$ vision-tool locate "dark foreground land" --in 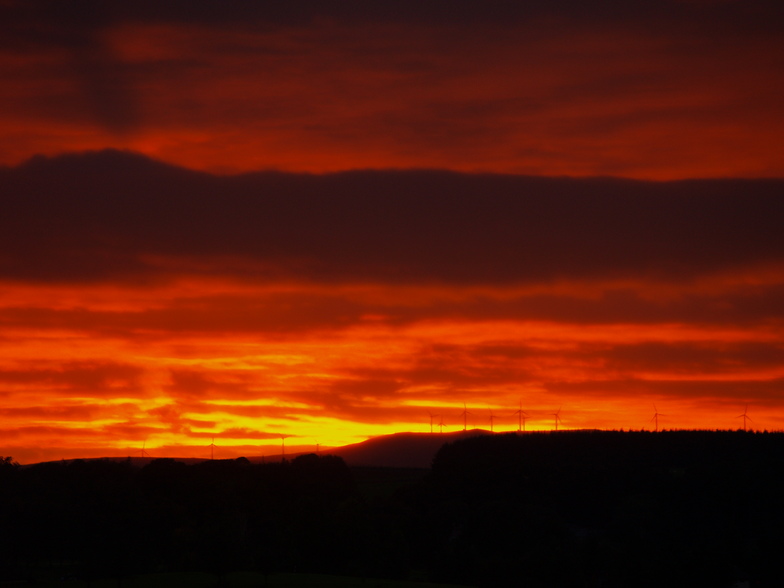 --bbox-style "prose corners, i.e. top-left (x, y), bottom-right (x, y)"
top-left (2, 430), bottom-right (783, 587)
top-left (0, 570), bottom-right (469, 588)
